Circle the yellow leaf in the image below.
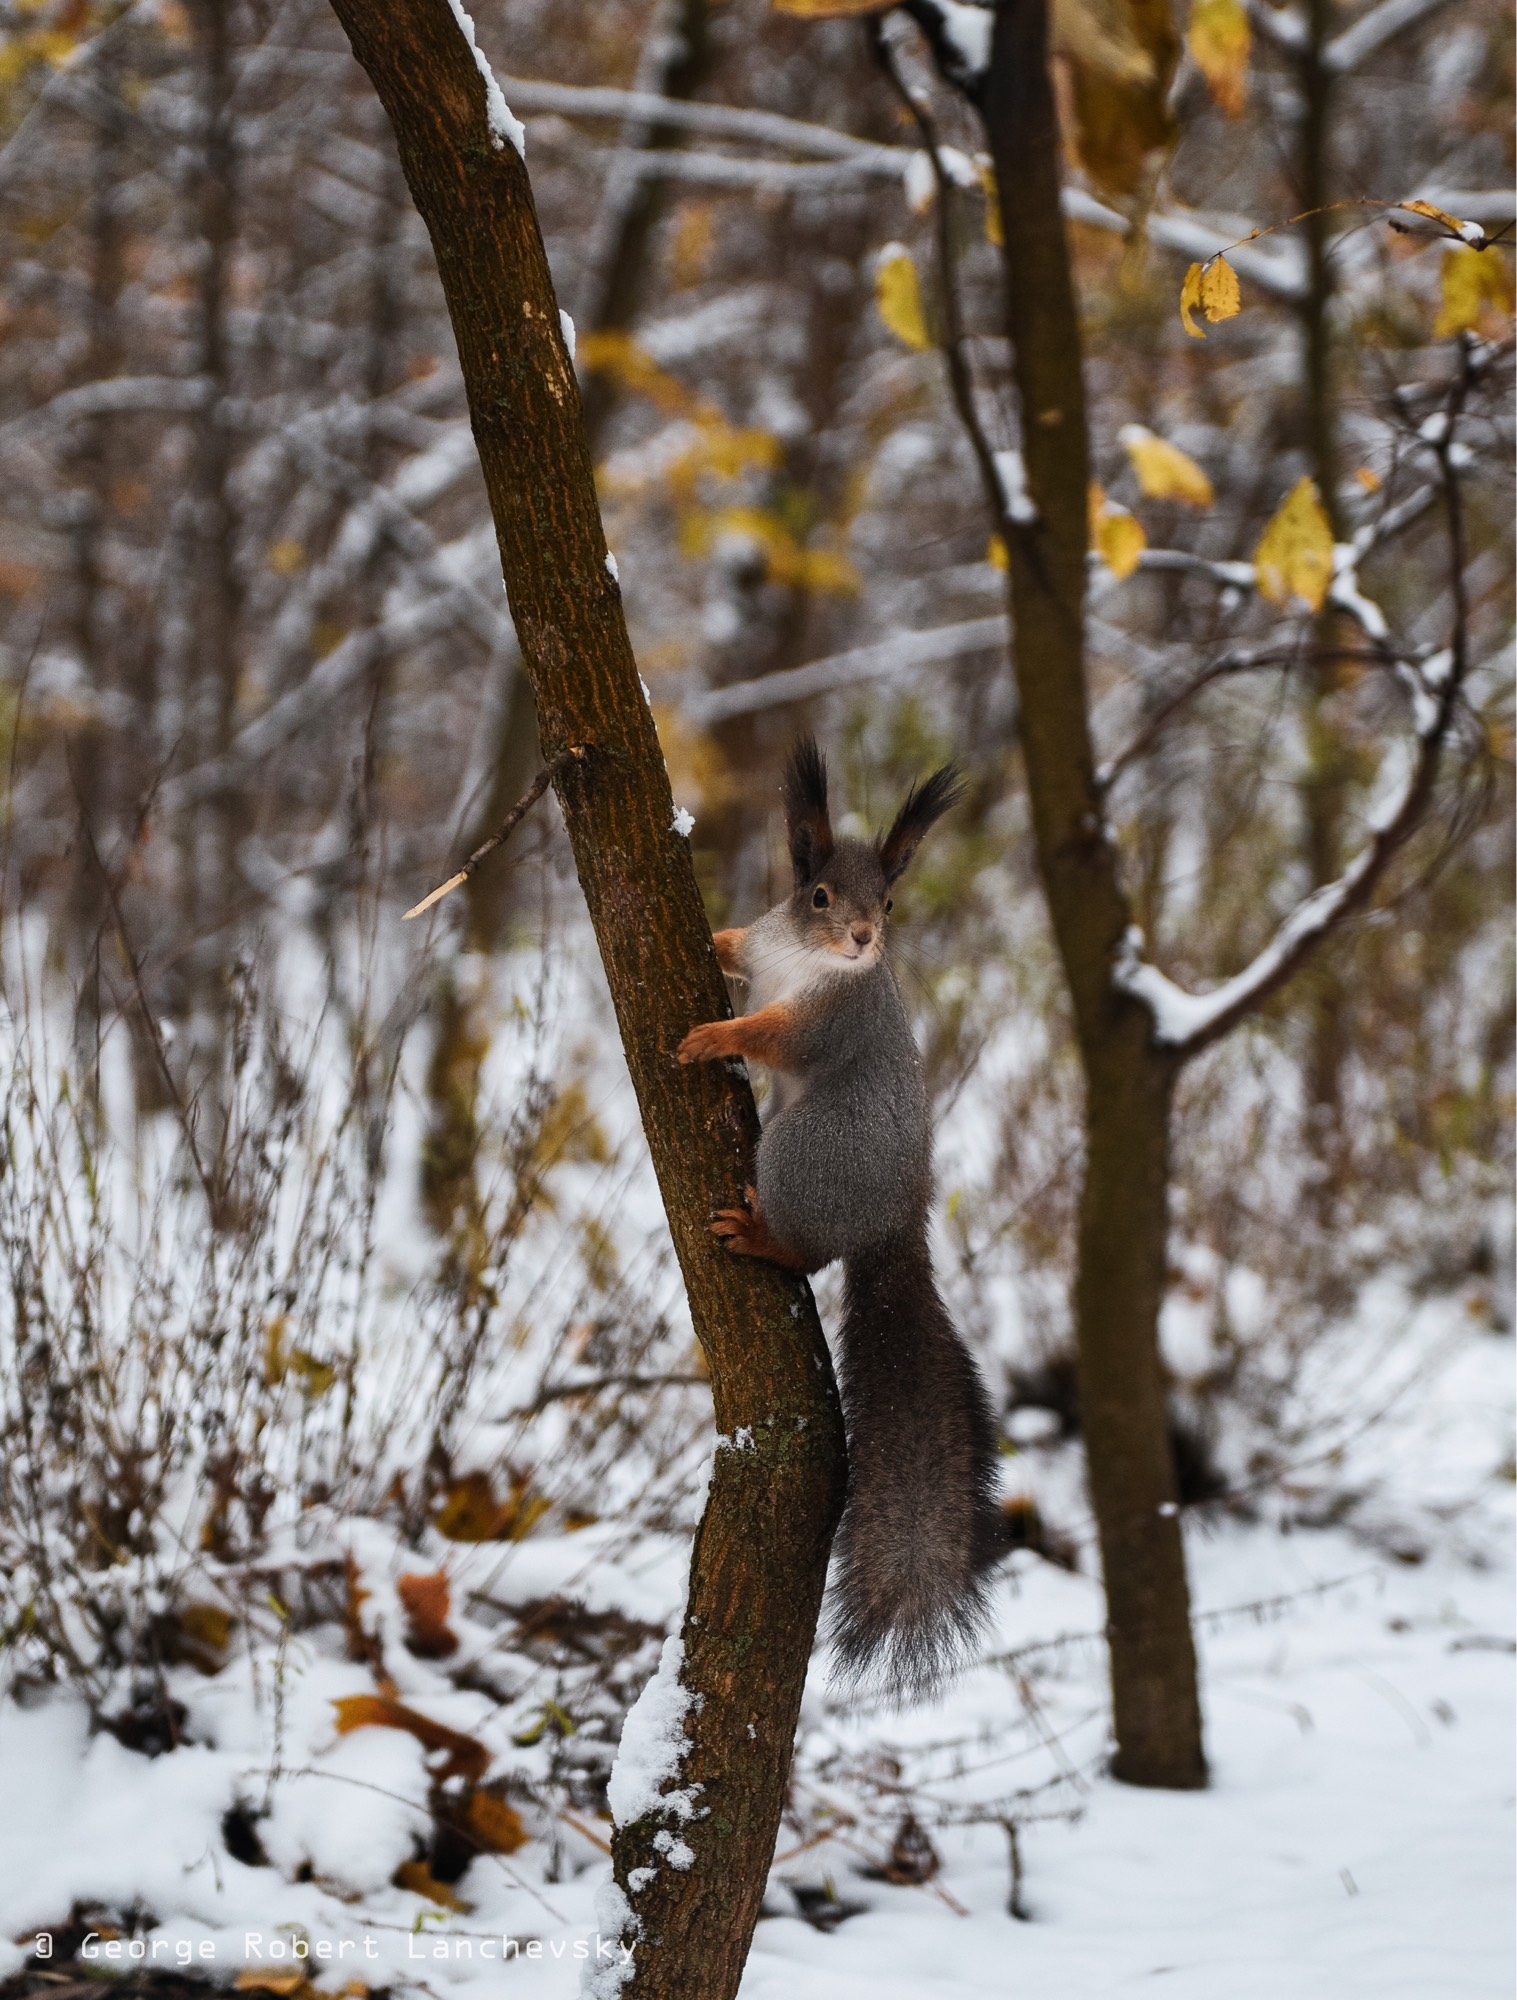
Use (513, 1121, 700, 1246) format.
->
(875, 246, 932, 353)
(1180, 262, 1206, 338)
(772, 0, 891, 12)
(267, 539, 304, 575)
(1400, 198, 1470, 235)
(1200, 254, 1242, 324)
(1355, 466, 1382, 494)
(288, 1348, 337, 1397)
(264, 1315, 289, 1385)
(987, 534, 1009, 572)
(1187, 0, 1250, 118)
(979, 162, 1004, 248)
(1434, 245, 1515, 339)
(180, 1602, 234, 1654)
(236, 1974, 308, 1997)
(1056, 0, 1180, 195)
(1089, 484, 1148, 579)
(1255, 476, 1335, 611)
(1119, 425, 1214, 507)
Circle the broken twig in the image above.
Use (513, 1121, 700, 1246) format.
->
(403, 744, 590, 920)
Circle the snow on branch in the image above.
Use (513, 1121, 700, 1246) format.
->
(1111, 390, 1478, 1061)
(441, 0, 525, 156)
(1326, 0, 1449, 73)
(685, 615, 1009, 726)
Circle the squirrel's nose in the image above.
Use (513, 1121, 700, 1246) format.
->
(850, 922, 874, 948)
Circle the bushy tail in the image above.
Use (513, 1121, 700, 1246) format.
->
(830, 1231, 1003, 1703)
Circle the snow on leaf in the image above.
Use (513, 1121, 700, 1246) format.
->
(1119, 425, 1214, 507)
(875, 245, 933, 353)
(1200, 254, 1242, 324)
(1180, 262, 1207, 338)
(1188, 0, 1250, 118)
(1400, 197, 1477, 238)
(1434, 245, 1515, 340)
(1090, 483, 1147, 578)
(332, 1695, 490, 1783)
(1255, 476, 1334, 611)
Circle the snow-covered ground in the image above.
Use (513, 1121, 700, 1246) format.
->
(2, 1343, 1509, 1998)
(1, 931, 1510, 1998)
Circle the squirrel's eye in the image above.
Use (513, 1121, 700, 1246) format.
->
(812, 886, 829, 910)
(884, 898, 894, 915)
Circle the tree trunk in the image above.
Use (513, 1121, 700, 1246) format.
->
(980, 0, 1206, 1788)
(1296, 0, 1352, 1191)
(325, 4, 848, 1990)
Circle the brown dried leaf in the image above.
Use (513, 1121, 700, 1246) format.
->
(394, 1861, 472, 1913)
(468, 1790, 530, 1856)
(397, 1570, 459, 1660)
(332, 1694, 489, 1784)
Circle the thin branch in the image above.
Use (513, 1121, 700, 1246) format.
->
(1096, 643, 1398, 792)
(502, 1372, 712, 1419)
(871, 24, 1013, 546)
(403, 745, 589, 920)
(684, 613, 1010, 725)
(1113, 371, 1480, 1060)
(1325, 0, 1449, 73)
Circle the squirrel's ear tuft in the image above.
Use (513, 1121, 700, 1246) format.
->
(878, 764, 965, 883)
(783, 734, 834, 886)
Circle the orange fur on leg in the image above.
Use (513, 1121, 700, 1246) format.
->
(711, 1185, 815, 1272)
(676, 1003, 800, 1072)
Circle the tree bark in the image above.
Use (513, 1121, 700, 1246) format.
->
(325, 3, 848, 1990)
(980, 0, 1206, 1788)
(1296, 0, 1352, 1189)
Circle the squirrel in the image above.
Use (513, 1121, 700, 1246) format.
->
(677, 735, 1003, 1701)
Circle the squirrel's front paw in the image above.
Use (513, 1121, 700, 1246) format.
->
(677, 1020, 732, 1064)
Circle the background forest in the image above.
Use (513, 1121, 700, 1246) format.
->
(0, 0, 1512, 1993)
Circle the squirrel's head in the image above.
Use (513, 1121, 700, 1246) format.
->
(781, 735, 964, 970)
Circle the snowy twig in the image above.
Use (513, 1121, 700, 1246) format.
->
(684, 615, 1009, 725)
(1113, 373, 1479, 1059)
